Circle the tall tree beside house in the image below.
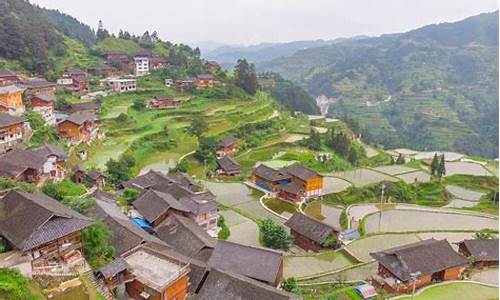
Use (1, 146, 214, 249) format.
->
(82, 222, 115, 269)
(234, 59, 258, 95)
(437, 154, 446, 178)
(259, 219, 292, 251)
(105, 154, 136, 185)
(194, 136, 217, 169)
(348, 147, 358, 166)
(430, 153, 439, 175)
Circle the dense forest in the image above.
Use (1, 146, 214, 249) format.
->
(259, 11, 499, 157)
(40, 7, 97, 46)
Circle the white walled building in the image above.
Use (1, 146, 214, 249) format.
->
(134, 56, 150, 77)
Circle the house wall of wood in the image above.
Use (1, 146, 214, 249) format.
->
(30, 231, 83, 269)
(290, 230, 322, 252)
(0, 90, 24, 110)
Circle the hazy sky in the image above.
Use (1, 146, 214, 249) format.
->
(31, 0, 498, 46)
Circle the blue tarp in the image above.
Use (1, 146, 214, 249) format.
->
(129, 217, 153, 229)
(340, 229, 360, 240)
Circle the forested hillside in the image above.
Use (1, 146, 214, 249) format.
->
(39, 7, 97, 46)
(259, 11, 499, 158)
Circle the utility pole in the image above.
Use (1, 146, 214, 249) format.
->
(378, 183, 386, 232)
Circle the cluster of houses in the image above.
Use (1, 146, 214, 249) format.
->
(165, 74, 217, 92)
(0, 165, 299, 299)
(99, 50, 167, 77)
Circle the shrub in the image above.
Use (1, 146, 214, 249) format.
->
(217, 216, 230, 240)
(282, 277, 301, 294)
(82, 222, 115, 269)
(259, 219, 292, 250)
(0, 268, 42, 300)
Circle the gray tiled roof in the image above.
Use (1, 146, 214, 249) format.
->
(207, 240, 283, 284)
(281, 163, 321, 181)
(195, 269, 298, 300)
(133, 190, 190, 223)
(218, 135, 239, 148)
(370, 239, 467, 281)
(0, 191, 92, 252)
(458, 239, 499, 262)
(217, 156, 240, 172)
(252, 164, 290, 181)
(285, 213, 337, 243)
(0, 113, 25, 127)
(155, 214, 216, 261)
(97, 257, 129, 279)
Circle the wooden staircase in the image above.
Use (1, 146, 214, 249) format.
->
(83, 270, 114, 300)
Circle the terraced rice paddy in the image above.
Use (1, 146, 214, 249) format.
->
(445, 162, 491, 176)
(364, 210, 498, 233)
(284, 250, 357, 278)
(414, 151, 465, 161)
(344, 233, 421, 262)
(220, 210, 260, 247)
(395, 282, 499, 300)
(262, 198, 298, 218)
(323, 176, 351, 194)
(396, 170, 431, 183)
(373, 165, 417, 175)
(332, 168, 398, 186)
(304, 201, 342, 229)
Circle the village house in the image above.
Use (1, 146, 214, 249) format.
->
(0, 113, 31, 152)
(252, 164, 291, 192)
(58, 69, 90, 94)
(134, 55, 150, 77)
(370, 239, 467, 293)
(101, 50, 129, 64)
(207, 240, 284, 287)
(149, 95, 181, 109)
(154, 214, 216, 262)
(123, 246, 190, 300)
(164, 78, 173, 88)
(107, 78, 137, 93)
(87, 64, 119, 78)
(0, 85, 25, 116)
(216, 135, 239, 158)
(281, 163, 324, 199)
(196, 268, 298, 300)
(72, 166, 106, 188)
(95, 257, 133, 294)
(0, 69, 20, 86)
(216, 156, 241, 176)
(30, 94, 56, 125)
(57, 112, 100, 145)
(172, 78, 197, 92)
(456, 239, 499, 268)
(122, 170, 219, 235)
(206, 61, 221, 72)
(68, 101, 101, 114)
(285, 213, 340, 252)
(0, 191, 93, 273)
(19, 78, 56, 97)
(0, 144, 68, 184)
(149, 56, 167, 70)
(195, 74, 216, 88)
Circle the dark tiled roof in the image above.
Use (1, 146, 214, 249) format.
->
(153, 95, 175, 101)
(207, 240, 283, 284)
(458, 239, 499, 262)
(253, 164, 290, 182)
(195, 269, 297, 300)
(30, 144, 68, 160)
(87, 170, 106, 180)
(217, 156, 240, 172)
(20, 78, 56, 89)
(167, 172, 202, 192)
(285, 213, 336, 243)
(155, 214, 216, 261)
(61, 112, 97, 125)
(88, 198, 167, 256)
(0, 113, 25, 127)
(370, 239, 467, 281)
(132, 190, 190, 223)
(88, 64, 116, 71)
(89, 189, 116, 203)
(218, 135, 239, 148)
(278, 182, 304, 195)
(69, 101, 100, 112)
(281, 163, 321, 181)
(197, 74, 214, 80)
(31, 93, 55, 102)
(97, 257, 129, 279)
(0, 191, 92, 251)
(0, 148, 47, 176)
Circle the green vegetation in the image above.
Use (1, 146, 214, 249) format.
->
(217, 215, 230, 240)
(0, 268, 43, 300)
(282, 277, 301, 295)
(259, 219, 292, 251)
(0, 178, 36, 193)
(260, 12, 499, 158)
(234, 58, 258, 95)
(263, 198, 298, 215)
(117, 188, 140, 206)
(396, 282, 499, 300)
(82, 222, 115, 269)
(475, 229, 497, 240)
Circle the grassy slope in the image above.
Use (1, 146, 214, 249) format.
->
(92, 37, 145, 55)
(396, 282, 498, 300)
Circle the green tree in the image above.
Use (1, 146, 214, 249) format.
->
(234, 58, 258, 95)
(430, 153, 439, 175)
(475, 229, 495, 240)
(437, 154, 446, 179)
(395, 153, 405, 164)
(189, 118, 208, 137)
(259, 219, 292, 251)
(308, 129, 321, 150)
(82, 222, 115, 269)
(23, 110, 44, 130)
(119, 188, 140, 206)
(348, 148, 358, 166)
(194, 136, 217, 166)
(282, 277, 301, 294)
(0, 268, 42, 300)
(105, 154, 136, 185)
(217, 215, 230, 240)
(132, 99, 146, 111)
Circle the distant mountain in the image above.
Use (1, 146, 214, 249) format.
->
(39, 7, 97, 46)
(259, 11, 499, 158)
(203, 36, 368, 68)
